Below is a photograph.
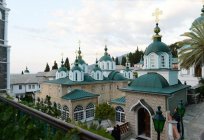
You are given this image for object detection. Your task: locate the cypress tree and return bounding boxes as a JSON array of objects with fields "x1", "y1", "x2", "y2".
[
  {"x1": 115, "y1": 57, "x2": 119, "y2": 65},
  {"x1": 52, "y1": 61, "x2": 58, "y2": 70},
  {"x1": 64, "y1": 57, "x2": 70, "y2": 70},
  {"x1": 44, "y1": 63, "x2": 50, "y2": 72},
  {"x1": 121, "y1": 56, "x2": 126, "y2": 66}
]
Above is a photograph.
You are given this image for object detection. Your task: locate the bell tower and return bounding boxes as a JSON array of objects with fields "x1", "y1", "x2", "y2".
[{"x1": 0, "y1": 0, "x2": 10, "y2": 93}]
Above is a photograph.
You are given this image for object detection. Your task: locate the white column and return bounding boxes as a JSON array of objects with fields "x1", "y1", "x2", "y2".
[{"x1": 202, "y1": 65, "x2": 204, "y2": 78}]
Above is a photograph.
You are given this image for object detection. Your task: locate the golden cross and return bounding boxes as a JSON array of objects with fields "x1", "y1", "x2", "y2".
[
  {"x1": 152, "y1": 8, "x2": 163, "y2": 23},
  {"x1": 202, "y1": 0, "x2": 204, "y2": 5}
]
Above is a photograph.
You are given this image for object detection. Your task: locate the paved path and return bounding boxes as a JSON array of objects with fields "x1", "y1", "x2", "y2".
[
  {"x1": 124, "y1": 102, "x2": 204, "y2": 140},
  {"x1": 183, "y1": 102, "x2": 204, "y2": 140}
]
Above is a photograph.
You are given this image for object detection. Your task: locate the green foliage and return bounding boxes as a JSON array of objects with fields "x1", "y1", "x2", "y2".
[
  {"x1": 52, "y1": 61, "x2": 58, "y2": 70},
  {"x1": 44, "y1": 63, "x2": 50, "y2": 72},
  {"x1": 128, "y1": 47, "x2": 144, "y2": 66},
  {"x1": 77, "y1": 121, "x2": 114, "y2": 140},
  {"x1": 169, "y1": 42, "x2": 181, "y2": 57},
  {"x1": 179, "y1": 20, "x2": 204, "y2": 69},
  {"x1": 95, "y1": 103, "x2": 115, "y2": 122},
  {"x1": 115, "y1": 57, "x2": 119, "y2": 65},
  {"x1": 64, "y1": 57, "x2": 70, "y2": 70},
  {"x1": 121, "y1": 56, "x2": 126, "y2": 66},
  {"x1": 0, "y1": 101, "x2": 81, "y2": 140}
]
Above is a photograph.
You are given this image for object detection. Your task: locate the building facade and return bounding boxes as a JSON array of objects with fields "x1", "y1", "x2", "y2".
[{"x1": 0, "y1": 0, "x2": 10, "y2": 93}]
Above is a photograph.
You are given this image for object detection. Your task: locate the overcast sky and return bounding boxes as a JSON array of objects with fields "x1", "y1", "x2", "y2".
[{"x1": 7, "y1": 0, "x2": 203, "y2": 73}]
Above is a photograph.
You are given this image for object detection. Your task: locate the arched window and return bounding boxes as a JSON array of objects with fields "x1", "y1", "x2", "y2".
[
  {"x1": 116, "y1": 106, "x2": 125, "y2": 122},
  {"x1": 86, "y1": 103, "x2": 94, "y2": 119},
  {"x1": 161, "y1": 55, "x2": 165, "y2": 68},
  {"x1": 129, "y1": 72, "x2": 131, "y2": 79},
  {"x1": 150, "y1": 54, "x2": 155, "y2": 68},
  {"x1": 107, "y1": 62, "x2": 109, "y2": 70},
  {"x1": 75, "y1": 72, "x2": 78, "y2": 81},
  {"x1": 97, "y1": 73, "x2": 99, "y2": 80},
  {"x1": 62, "y1": 105, "x2": 69, "y2": 121},
  {"x1": 74, "y1": 105, "x2": 84, "y2": 121}
]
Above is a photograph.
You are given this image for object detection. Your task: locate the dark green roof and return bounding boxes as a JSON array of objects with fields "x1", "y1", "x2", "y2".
[
  {"x1": 78, "y1": 58, "x2": 86, "y2": 65},
  {"x1": 62, "y1": 89, "x2": 99, "y2": 101},
  {"x1": 92, "y1": 65, "x2": 102, "y2": 72},
  {"x1": 58, "y1": 66, "x2": 68, "y2": 72},
  {"x1": 46, "y1": 74, "x2": 128, "y2": 86},
  {"x1": 99, "y1": 54, "x2": 113, "y2": 62},
  {"x1": 130, "y1": 72, "x2": 169, "y2": 88},
  {"x1": 120, "y1": 84, "x2": 190, "y2": 96},
  {"x1": 121, "y1": 72, "x2": 190, "y2": 96},
  {"x1": 84, "y1": 74, "x2": 95, "y2": 82},
  {"x1": 111, "y1": 96, "x2": 126, "y2": 105},
  {"x1": 192, "y1": 5, "x2": 204, "y2": 28},
  {"x1": 144, "y1": 41, "x2": 170, "y2": 55},
  {"x1": 71, "y1": 65, "x2": 82, "y2": 72},
  {"x1": 108, "y1": 71, "x2": 127, "y2": 80}
]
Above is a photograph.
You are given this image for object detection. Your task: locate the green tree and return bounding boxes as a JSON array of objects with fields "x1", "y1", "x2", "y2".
[
  {"x1": 169, "y1": 42, "x2": 180, "y2": 57},
  {"x1": 179, "y1": 21, "x2": 204, "y2": 69},
  {"x1": 95, "y1": 103, "x2": 115, "y2": 126},
  {"x1": 44, "y1": 63, "x2": 50, "y2": 72},
  {"x1": 52, "y1": 61, "x2": 58, "y2": 70},
  {"x1": 121, "y1": 56, "x2": 126, "y2": 66},
  {"x1": 115, "y1": 57, "x2": 119, "y2": 65},
  {"x1": 64, "y1": 57, "x2": 70, "y2": 71}
]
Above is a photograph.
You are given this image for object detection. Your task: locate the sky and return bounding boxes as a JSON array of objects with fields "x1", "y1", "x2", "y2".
[{"x1": 6, "y1": 0, "x2": 203, "y2": 73}]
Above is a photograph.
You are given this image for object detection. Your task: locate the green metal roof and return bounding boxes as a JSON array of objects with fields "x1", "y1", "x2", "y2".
[
  {"x1": 84, "y1": 73, "x2": 95, "y2": 82},
  {"x1": 130, "y1": 72, "x2": 169, "y2": 88},
  {"x1": 78, "y1": 58, "x2": 86, "y2": 65},
  {"x1": 111, "y1": 96, "x2": 126, "y2": 105},
  {"x1": 58, "y1": 66, "x2": 68, "y2": 72},
  {"x1": 62, "y1": 89, "x2": 99, "y2": 101},
  {"x1": 71, "y1": 65, "x2": 83, "y2": 72},
  {"x1": 108, "y1": 71, "x2": 127, "y2": 80},
  {"x1": 92, "y1": 65, "x2": 102, "y2": 72},
  {"x1": 192, "y1": 5, "x2": 204, "y2": 28},
  {"x1": 99, "y1": 54, "x2": 113, "y2": 62},
  {"x1": 120, "y1": 84, "x2": 190, "y2": 96},
  {"x1": 144, "y1": 41, "x2": 170, "y2": 55},
  {"x1": 46, "y1": 74, "x2": 128, "y2": 86}
]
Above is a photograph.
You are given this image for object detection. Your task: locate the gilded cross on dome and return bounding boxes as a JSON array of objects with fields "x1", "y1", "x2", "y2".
[{"x1": 152, "y1": 8, "x2": 163, "y2": 23}]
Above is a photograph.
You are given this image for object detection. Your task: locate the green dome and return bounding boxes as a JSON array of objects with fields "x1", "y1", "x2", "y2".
[
  {"x1": 71, "y1": 65, "x2": 82, "y2": 72},
  {"x1": 144, "y1": 23, "x2": 171, "y2": 55},
  {"x1": 99, "y1": 55, "x2": 112, "y2": 62},
  {"x1": 93, "y1": 65, "x2": 102, "y2": 72},
  {"x1": 99, "y1": 45, "x2": 113, "y2": 62},
  {"x1": 78, "y1": 58, "x2": 86, "y2": 65},
  {"x1": 144, "y1": 41, "x2": 170, "y2": 55},
  {"x1": 192, "y1": 5, "x2": 204, "y2": 28},
  {"x1": 130, "y1": 72, "x2": 169, "y2": 88},
  {"x1": 58, "y1": 66, "x2": 68, "y2": 72},
  {"x1": 108, "y1": 71, "x2": 126, "y2": 80}
]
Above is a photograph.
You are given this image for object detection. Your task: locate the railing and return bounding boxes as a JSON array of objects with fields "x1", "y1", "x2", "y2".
[{"x1": 0, "y1": 96, "x2": 108, "y2": 140}]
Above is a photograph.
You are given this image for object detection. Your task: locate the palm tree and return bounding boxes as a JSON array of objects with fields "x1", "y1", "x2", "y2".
[{"x1": 178, "y1": 20, "x2": 204, "y2": 69}]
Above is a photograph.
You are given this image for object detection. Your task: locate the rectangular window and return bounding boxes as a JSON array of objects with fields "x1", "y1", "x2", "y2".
[
  {"x1": 150, "y1": 55, "x2": 155, "y2": 68},
  {"x1": 19, "y1": 85, "x2": 22, "y2": 90},
  {"x1": 32, "y1": 85, "x2": 35, "y2": 89},
  {"x1": 29, "y1": 85, "x2": 31, "y2": 89}
]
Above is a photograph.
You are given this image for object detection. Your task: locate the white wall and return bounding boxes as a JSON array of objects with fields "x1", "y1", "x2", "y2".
[{"x1": 11, "y1": 83, "x2": 40, "y2": 96}]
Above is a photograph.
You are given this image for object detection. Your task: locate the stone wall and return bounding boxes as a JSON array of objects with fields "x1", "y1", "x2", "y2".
[{"x1": 125, "y1": 91, "x2": 167, "y2": 140}]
